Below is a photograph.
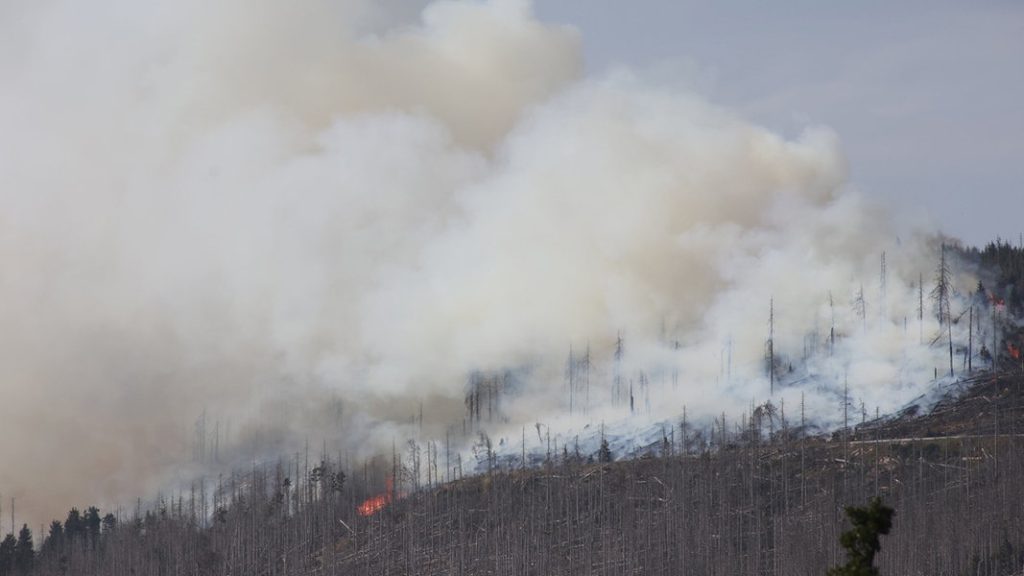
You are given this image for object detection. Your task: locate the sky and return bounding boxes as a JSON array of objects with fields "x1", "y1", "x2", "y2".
[{"x1": 535, "y1": 0, "x2": 1024, "y2": 247}]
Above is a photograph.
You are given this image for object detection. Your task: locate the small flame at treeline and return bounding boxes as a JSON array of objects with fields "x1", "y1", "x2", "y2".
[{"x1": 357, "y1": 478, "x2": 395, "y2": 517}]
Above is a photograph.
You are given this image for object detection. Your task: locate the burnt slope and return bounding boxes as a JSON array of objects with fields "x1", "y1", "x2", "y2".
[{"x1": 22, "y1": 370, "x2": 1024, "y2": 576}]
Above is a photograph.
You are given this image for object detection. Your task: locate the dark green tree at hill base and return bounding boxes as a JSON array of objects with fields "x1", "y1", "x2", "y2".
[
  {"x1": 15, "y1": 525, "x2": 34, "y2": 574},
  {"x1": 0, "y1": 534, "x2": 15, "y2": 576},
  {"x1": 827, "y1": 497, "x2": 894, "y2": 576},
  {"x1": 63, "y1": 509, "x2": 82, "y2": 544},
  {"x1": 84, "y1": 507, "x2": 101, "y2": 548},
  {"x1": 43, "y1": 521, "x2": 62, "y2": 553},
  {"x1": 101, "y1": 513, "x2": 116, "y2": 535}
]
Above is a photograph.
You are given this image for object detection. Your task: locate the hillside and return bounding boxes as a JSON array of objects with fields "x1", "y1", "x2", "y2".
[
  {"x1": 6, "y1": 244, "x2": 1023, "y2": 576},
  {"x1": 5, "y1": 368, "x2": 1023, "y2": 576}
]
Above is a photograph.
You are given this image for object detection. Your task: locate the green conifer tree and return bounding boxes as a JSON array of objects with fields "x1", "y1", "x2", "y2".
[
  {"x1": 63, "y1": 508, "x2": 82, "y2": 545},
  {"x1": 102, "y1": 513, "x2": 117, "y2": 534},
  {"x1": 0, "y1": 534, "x2": 14, "y2": 576},
  {"x1": 84, "y1": 507, "x2": 101, "y2": 548},
  {"x1": 828, "y1": 497, "x2": 894, "y2": 576},
  {"x1": 598, "y1": 438, "x2": 613, "y2": 463},
  {"x1": 42, "y1": 520, "x2": 63, "y2": 555},
  {"x1": 13, "y1": 525, "x2": 32, "y2": 574}
]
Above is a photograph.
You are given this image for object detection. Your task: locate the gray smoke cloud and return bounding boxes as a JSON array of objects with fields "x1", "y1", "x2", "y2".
[{"x1": 0, "y1": 0, "x2": 979, "y2": 525}]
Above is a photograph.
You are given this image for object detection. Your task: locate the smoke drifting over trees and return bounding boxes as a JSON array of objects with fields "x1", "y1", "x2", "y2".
[{"x1": 0, "y1": 0, "x2": 990, "y2": 525}]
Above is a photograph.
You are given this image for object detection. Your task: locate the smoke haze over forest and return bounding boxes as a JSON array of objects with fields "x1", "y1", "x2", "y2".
[{"x1": 0, "y1": 0, "x2": 1005, "y2": 526}]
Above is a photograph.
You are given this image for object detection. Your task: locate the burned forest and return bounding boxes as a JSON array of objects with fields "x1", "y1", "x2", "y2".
[
  {"x1": 8, "y1": 372, "x2": 1024, "y2": 576},
  {"x1": 0, "y1": 242, "x2": 1021, "y2": 576}
]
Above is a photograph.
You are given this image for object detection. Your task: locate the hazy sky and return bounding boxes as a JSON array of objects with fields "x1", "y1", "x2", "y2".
[{"x1": 535, "y1": 0, "x2": 1024, "y2": 247}]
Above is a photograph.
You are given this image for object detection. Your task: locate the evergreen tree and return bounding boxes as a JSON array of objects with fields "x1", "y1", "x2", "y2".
[
  {"x1": 42, "y1": 520, "x2": 63, "y2": 555},
  {"x1": 598, "y1": 438, "x2": 613, "y2": 463},
  {"x1": 101, "y1": 513, "x2": 117, "y2": 534},
  {"x1": 330, "y1": 470, "x2": 347, "y2": 494},
  {"x1": 84, "y1": 507, "x2": 101, "y2": 547},
  {"x1": 0, "y1": 534, "x2": 14, "y2": 576},
  {"x1": 13, "y1": 525, "x2": 32, "y2": 574},
  {"x1": 827, "y1": 497, "x2": 895, "y2": 576},
  {"x1": 63, "y1": 508, "x2": 82, "y2": 544}
]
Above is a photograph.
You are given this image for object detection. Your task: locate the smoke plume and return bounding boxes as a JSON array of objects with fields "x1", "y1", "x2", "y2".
[{"x1": 0, "y1": 0, "x2": 980, "y2": 525}]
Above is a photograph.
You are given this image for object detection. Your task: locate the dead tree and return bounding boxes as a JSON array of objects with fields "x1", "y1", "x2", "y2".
[
  {"x1": 767, "y1": 298, "x2": 775, "y2": 396},
  {"x1": 931, "y1": 243, "x2": 954, "y2": 378},
  {"x1": 852, "y1": 284, "x2": 867, "y2": 332}
]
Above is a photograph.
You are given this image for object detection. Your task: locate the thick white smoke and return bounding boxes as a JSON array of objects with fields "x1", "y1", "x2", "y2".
[{"x1": 0, "y1": 0, "x2": 980, "y2": 524}]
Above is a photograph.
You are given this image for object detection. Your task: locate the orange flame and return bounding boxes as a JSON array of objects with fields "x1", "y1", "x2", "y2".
[
  {"x1": 357, "y1": 478, "x2": 393, "y2": 517},
  {"x1": 1008, "y1": 342, "x2": 1021, "y2": 360}
]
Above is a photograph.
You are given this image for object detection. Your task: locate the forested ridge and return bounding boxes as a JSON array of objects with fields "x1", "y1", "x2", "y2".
[{"x1": 974, "y1": 239, "x2": 1024, "y2": 316}]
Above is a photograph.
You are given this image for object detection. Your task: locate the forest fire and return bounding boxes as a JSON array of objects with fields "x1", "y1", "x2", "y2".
[
  {"x1": 357, "y1": 478, "x2": 394, "y2": 517},
  {"x1": 1009, "y1": 342, "x2": 1021, "y2": 361}
]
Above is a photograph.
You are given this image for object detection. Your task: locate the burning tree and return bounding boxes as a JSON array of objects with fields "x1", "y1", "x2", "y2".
[{"x1": 357, "y1": 478, "x2": 394, "y2": 517}]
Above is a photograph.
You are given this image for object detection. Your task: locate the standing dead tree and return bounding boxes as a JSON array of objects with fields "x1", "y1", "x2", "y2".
[
  {"x1": 917, "y1": 273, "x2": 924, "y2": 344},
  {"x1": 766, "y1": 298, "x2": 775, "y2": 396},
  {"x1": 879, "y1": 251, "x2": 887, "y2": 321},
  {"x1": 852, "y1": 284, "x2": 867, "y2": 332},
  {"x1": 931, "y1": 243, "x2": 954, "y2": 378}
]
